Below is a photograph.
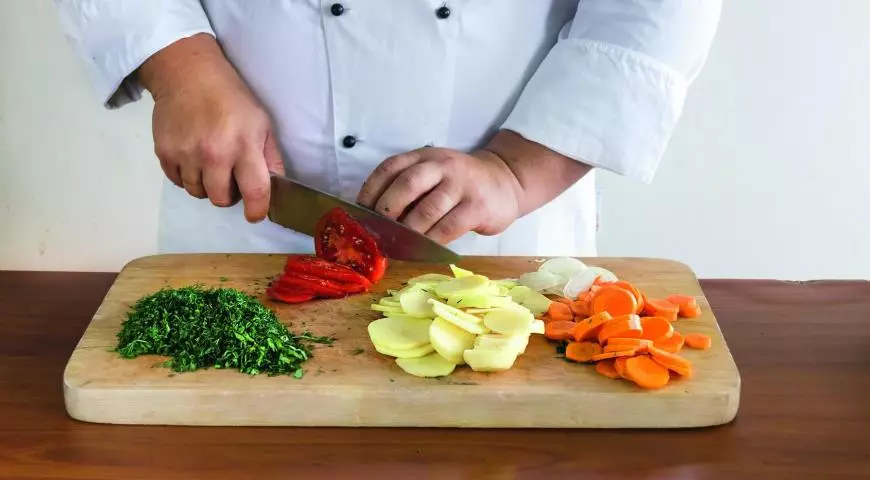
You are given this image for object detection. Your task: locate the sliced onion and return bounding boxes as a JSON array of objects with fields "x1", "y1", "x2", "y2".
[
  {"x1": 538, "y1": 257, "x2": 587, "y2": 282},
  {"x1": 517, "y1": 270, "x2": 561, "y2": 292},
  {"x1": 561, "y1": 267, "x2": 619, "y2": 299}
]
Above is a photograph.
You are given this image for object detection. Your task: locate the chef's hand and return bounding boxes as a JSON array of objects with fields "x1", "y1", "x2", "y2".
[
  {"x1": 357, "y1": 130, "x2": 591, "y2": 244},
  {"x1": 137, "y1": 33, "x2": 284, "y2": 223}
]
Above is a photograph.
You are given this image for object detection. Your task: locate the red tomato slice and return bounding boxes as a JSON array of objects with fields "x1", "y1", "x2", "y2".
[
  {"x1": 315, "y1": 207, "x2": 388, "y2": 283},
  {"x1": 273, "y1": 272, "x2": 366, "y2": 298},
  {"x1": 283, "y1": 255, "x2": 372, "y2": 290},
  {"x1": 266, "y1": 283, "x2": 316, "y2": 304}
]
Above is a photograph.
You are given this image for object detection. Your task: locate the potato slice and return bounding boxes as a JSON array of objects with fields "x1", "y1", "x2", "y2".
[
  {"x1": 370, "y1": 304, "x2": 405, "y2": 315},
  {"x1": 407, "y1": 273, "x2": 453, "y2": 285},
  {"x1": 429, "y1": 300, "x2": 489, "y2": 335},
  {"x1": 483, "y1": 308, "x2": 534, "y2": 335},
  {"x1": 463, "y1": 347, "x2": 519, "y2": 372},
  {"x1": 434, "y1": 275, "x2": 490, "y2": 298},
  {"x1": 399, "y1": 290, "x2": 436, "y2": 318},
  {"x1": 449, "y1": 264, "x2": 475, "y2": 278},
  {"x1": 367, "y1": 317, "x2": 433, "y2": 350},
  {"x1": 529, "y1": 319, "x2": 545, "y2": 335},
  {"x1": 374, "y1": 342, "x2": 435, "y2": 359},
  {"x1": 395, "y1": 352, "x2": 457, "y2": 378},
  {"x1": 474, "y1": 333, "x2": 530, "y2": 355},
  {"x1": 429, "y1": 317, "x2": 476, "y2": 364}
]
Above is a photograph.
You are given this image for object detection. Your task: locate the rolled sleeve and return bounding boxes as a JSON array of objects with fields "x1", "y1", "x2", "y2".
[
  {"x1": 53, "y1": 0, "x2": 215, "y2": 108},
  {"x1": 502, "y1": 0, "x2": 722, "y2": 183}
]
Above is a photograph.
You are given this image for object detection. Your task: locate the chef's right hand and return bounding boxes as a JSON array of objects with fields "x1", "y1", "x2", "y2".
[{"x1": 137, "y1": 33, "x2": 285, "y2": 223}]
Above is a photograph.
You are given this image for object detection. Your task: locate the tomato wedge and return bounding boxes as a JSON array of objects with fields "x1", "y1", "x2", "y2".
[
  {"x1": 315, "y1": 207, "x2": 388, "y2": 283},
  {"x1": 266, "y1": 283, "x2": 316, "y2": 304},
  {"x1": 283, "y1": 255, "x2": 371, "y2": 290}
]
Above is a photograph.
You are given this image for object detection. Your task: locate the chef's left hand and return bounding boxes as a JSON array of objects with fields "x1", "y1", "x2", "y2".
[{"x1": 357, "y1": 130, "x2": 591, "y2": 244}]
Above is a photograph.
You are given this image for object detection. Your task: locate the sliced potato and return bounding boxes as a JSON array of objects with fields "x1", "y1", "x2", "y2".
[
  {"x1": 529, "y1": 319, "x2": 545, "y2": 335},
  {"x1": 444, "y1": 293, "x2": 497, "y2": 309},
  {"x1": 370, "y1": 304, "x2": 405, "y2": 315},
  {"x1": 474, "y1": 333, "x2": 529, "y2": 355},
  {"x1": 463, "y1": 347, "x2": 519, "y2": 372},
  {"x1": 518, "y1": 270, "x2": 561, "y2": 292},
  {"x1": 449, "y1": 264, "x2": 475, "y2": 278},
  {"x1": 493, "y1": 278, "x2": 519, "y2": 289},
  {"x1": 398, "y1": 290, "x2": 436, "y2": 318},
  {"x1": 430, "y1": 301, "x2": 489, "y2": 335},
  {"x1": 378, "y1": 297, "x2": 401, "y2": 307},
  {"x1": 520, "y1": 289, "x2": 552, "y2": 316},
  {"x1": 483, "y1": 308, "x2": 534, "y2": 335},
  {"x1": 407, "y1": 273, "x2": 453, "y2": 285},
  {"x1": 374, "y1": 342, "x2": 435, "y2": 359},
  {"x1": 434, "y1": 275, "x2": 489, "y2": 298},
  {"x1": 395, "y1": 352, "x2": 456, "y2": 377},
  {"x1": 508, "y1": 285, "x2": 533, "y2": 304},
  {"x1": 429, "y1": 317, "x2": 476, "y2": 364},
  {"x1": 367, "y1": 317, "x2": 433, "y2": 350}
]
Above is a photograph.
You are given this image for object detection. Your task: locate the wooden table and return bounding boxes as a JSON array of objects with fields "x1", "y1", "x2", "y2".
[{"x1": 1, "y1": 272, "x2": 868, "y2": 479}]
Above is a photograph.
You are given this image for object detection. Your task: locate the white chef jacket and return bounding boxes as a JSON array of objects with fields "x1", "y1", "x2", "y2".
[{"x1": 54, "y1": 0, "x2": 721, "y2": 258}]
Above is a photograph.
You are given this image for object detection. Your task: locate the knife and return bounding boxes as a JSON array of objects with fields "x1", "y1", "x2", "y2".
[{"x1": 267, "y1": 173, "x2": 461, "y2": 263}]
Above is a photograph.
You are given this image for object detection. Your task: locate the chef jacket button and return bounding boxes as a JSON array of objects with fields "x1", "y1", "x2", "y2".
[
  {"x1": 435, "y1": 5, "x2": 451, "y2": 19},
  {"x1": 330, "y1": 3, "x2": 345, "y2": 16},
  {"x1": 341, "y1": 135, "x2": 357, "y2": 148}
]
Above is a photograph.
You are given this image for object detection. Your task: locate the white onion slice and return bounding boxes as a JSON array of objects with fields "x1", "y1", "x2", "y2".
[
  {"x1": 538, "y1": 257, "x2": 587, "y2": 282},
  {"x1": 562, "y1": 267, "x2": 619, "y2": 298}
]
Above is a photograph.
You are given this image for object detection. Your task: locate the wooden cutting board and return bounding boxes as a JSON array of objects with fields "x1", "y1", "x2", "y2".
[{"x1": 63, "y1": 254, "x2": 740, "y2": 428}]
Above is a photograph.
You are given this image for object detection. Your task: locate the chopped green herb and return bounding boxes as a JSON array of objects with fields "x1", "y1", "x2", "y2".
[
  {"x1": 351, "y1": 347, "x2": 365, "y2": 355},
  {"x1": 219, "y1": 276, "x2": 228, "y2": 282},
  {"x1": 115, "y1": 284, "x2": 333, "y2": 377}
]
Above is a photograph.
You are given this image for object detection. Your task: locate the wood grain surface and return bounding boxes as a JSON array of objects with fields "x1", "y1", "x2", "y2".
[
  {"x1": 1, "y1": 271, "x2": 868, "y2": 478},
  {"x1": 62, "y1": 254, "x2": 739, "y2": 428}
]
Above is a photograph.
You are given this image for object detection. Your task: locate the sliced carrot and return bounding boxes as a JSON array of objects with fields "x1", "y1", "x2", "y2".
[
  {"x1": 590, "y1": 348, "x2": 639, "y2": 361},
  {"x1": 595, "y1": 359, "x2": 621, "y2": 379},
  {"x1": 648, "y1": 346, "x2": 693, "y2": 377},
  {"x1": 570, "y1": 311, "x2": 613, "y2": 342},
  {"x1": 565, "y1": 342, "x2": 603, "y2": 363},
  {"x1": 576, "y1": 291, "x2": 593, "y2": 303},
  {"x1": 614, "y1": 281, "x2": 643, "y2": 314},
  {"x1": 666, "y1": 294, "x2": 703, "y2": 318},
  {"x1": 642, "y1": 298, "x2": 679, "y2": 322},
  {"x1": 604, "y1": 343, "x2": 648, "y2": 354},
  {"x1": 605, "y1": 338, "x2": 652, "y2": 348},
  {"x1": 653, "y1": 331, "x2": 685, "y2": 353},
  {"x1": 554, "y1": 297, "x2": 573, "y2": 306},
  {"x1": 640, "y1": 316, "x2": 674, "y2": 341},
  {"x1": 544, "y1": 320, "x2": 578, "y2": 341},
  {"x1": 547, "y1": 302, "x2": 574, "y2": 322},
  {"x1": 538, "y1": 314, "x2": 552, "y2": 323},
  {"x1": 623, "y1": 356, "x2": 671, "y2": 389},
  {"x1": 614, "y1": 356, "x2": 630, "y2": 378},
  {"x1": 570, "y1": 298, "x2": 591, "y2": 317},
  {"x1": 591, "y1": 285, "x2": 638, "y2": 317},
  {"x1": 685, "y1": 332, "x2": 712, "y2": 350},
  {"x1": 597, "y1": 314, "x2": 643, "y2": 344}
]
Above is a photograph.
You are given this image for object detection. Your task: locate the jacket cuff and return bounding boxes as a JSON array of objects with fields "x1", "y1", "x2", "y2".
[{"x1": 501, "y1": 39, "x2": 688, "y2": 184}]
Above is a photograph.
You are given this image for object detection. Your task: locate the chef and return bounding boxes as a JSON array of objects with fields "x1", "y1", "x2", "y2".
[{"x1": 54, "y1": 1, "x2": 721, "y2": 257}]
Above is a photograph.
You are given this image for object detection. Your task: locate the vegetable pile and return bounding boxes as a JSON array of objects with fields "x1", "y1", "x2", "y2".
[
  {"x1": 116, "y1": 285, "x2": 333, "y2": 376},
  {"x1": 366, "y1": 264, "x2": 548, "y2": 378},
  {"x1": 267, "y1": 207, "x2": 388, "y2": 303},
  {"x1": 522, "y1": 259, "x2": 712, "y2": 390}
]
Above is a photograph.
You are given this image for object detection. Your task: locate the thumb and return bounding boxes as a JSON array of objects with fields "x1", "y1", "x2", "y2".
[{"x1": 264, "y1": 132, "x2": 286, "y2": 176}]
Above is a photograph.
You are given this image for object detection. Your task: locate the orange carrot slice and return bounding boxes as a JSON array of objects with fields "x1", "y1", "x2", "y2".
[
  {"x1": 590, "y1": 348, "x2": 639, "y2": 361},
  {"x1": 604, "y1": 343, "x2": 648, "y2": 354},
  {"x1": 595, "y1": 359, "x2": 621, "y2": 379},
  {"x1": 653, "y1": 331, "x2": 685, "y2": 353},
  {"x1": 547, "y1": 302, "x2": 574, "y2": 322},
  {"x1": 570, "y1": 298, "x2": 591, "y2": 317},
  {"x1": 544, "y1": 320, "x2": 578, "y2": 341},
  {"x1": 666, "y1": 294, "x2": 703, "y2": 318},
  {"x1": 592, "y1": 286, "x2": 638, "y2": 317},
  {"x1": 614, "y1": 281, "x2": 643, "y2": 314},
  {"x1": 605, "y1": 338, "x2": 652, "y2": 348},
  {"x1": 565, "y1": 342, "x2": 603, "y2": 363},
  {"x1": 648, "y1": 346, "x2": 693, "y2": 377},
  {"x1": 554, "y1": 297, "x2": 573, "y2": 306},
  {"x1": 685, "y1": 333, "x2": 712, "y2": 350},
  {"x1": 640, "y1": 316, "x2": 674, "y2": 341},
  {"x1": 623, "y1": 356, "x2": 671, "y2": 389},
  {"x1": 614, "y1": 356, "x2": 630, "y2": 378},
  {"x1": 570, "y1": 312, "x2": 613, "y2": 342},
  {"x1": 642, "y1": 298, "x2": 679, "y2": 322},
  {"x1": 597, "y1": 314, "x2": 643, "y2": 344}
]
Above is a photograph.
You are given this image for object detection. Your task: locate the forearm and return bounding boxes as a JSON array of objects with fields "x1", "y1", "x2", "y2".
[
  {"x1": 482, "y1": 129, "x2": 591, "y2": 217},
  {"x1": 137, "y1": 33, "x2": 243, "y2": 101}
]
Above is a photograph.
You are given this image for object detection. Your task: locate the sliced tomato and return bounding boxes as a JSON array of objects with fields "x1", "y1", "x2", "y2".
[
  {"x1": 283, "y1": 255, "x2": 372, "y2": 290},
  {"x1": 266, "y1": 283, "x2": 316, "y2": 304},
  {"x1": 273, "y1": 272, "x2": 366, "y2": 298},
  {"x1": 315, "y1": 207, "x2": 388, "y2": 283}
]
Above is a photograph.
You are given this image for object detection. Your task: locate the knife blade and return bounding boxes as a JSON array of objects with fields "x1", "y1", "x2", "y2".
[{"x1": 267, "y1": 173, "x2": 461, "y2": 263}]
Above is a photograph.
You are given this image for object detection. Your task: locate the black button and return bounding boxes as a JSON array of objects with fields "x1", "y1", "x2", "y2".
[
  {"x1": 330, "y1": 3, "x2": 345, "y2": 16},
  {"x1": 341, "y1": 135, "x2": 357, "y2": 148},
  {"x1": 435, "y1": 5, "x2": 451, "y2": 19}
]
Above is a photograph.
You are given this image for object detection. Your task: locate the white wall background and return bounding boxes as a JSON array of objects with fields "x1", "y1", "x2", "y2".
[{"x1": 2, "y1": 1, "x2": 869, "y2": 279}]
